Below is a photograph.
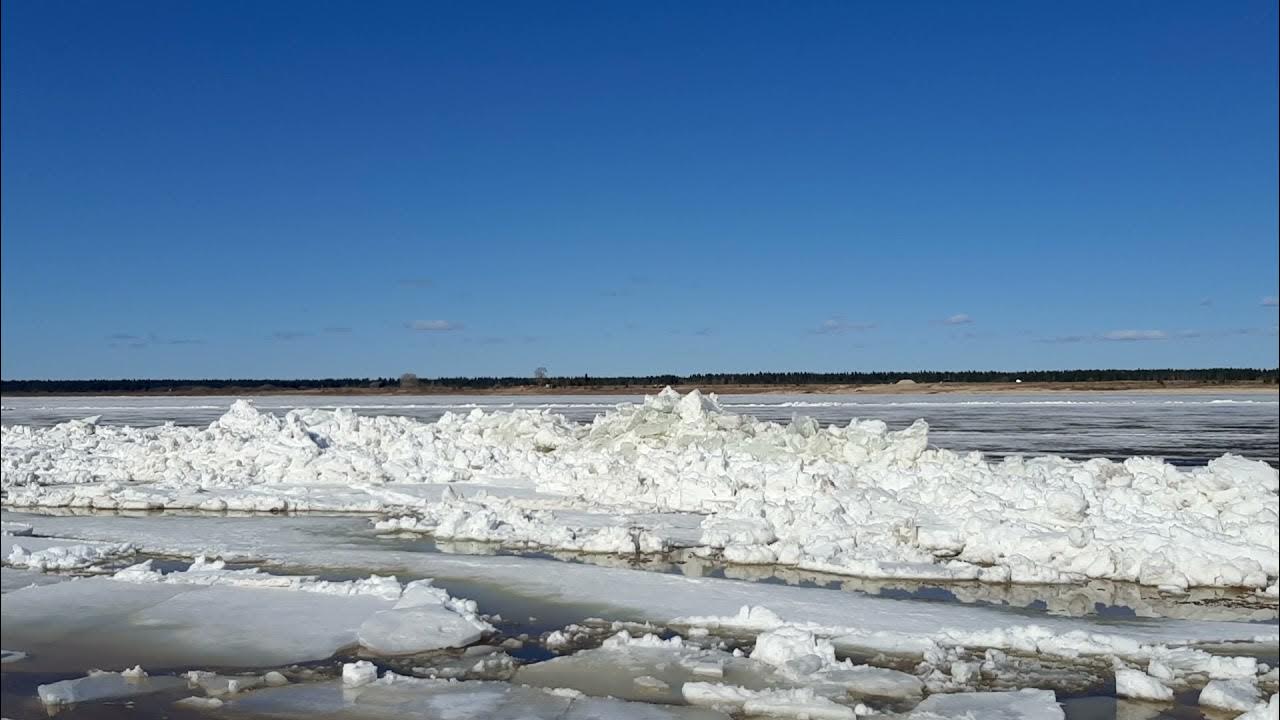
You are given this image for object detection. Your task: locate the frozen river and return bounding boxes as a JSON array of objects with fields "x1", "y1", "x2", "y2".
[
  {"x1": 2, "y1": 389, "x2": 1277, "y2": 719},
  {"x1": 4, "y1": 390, "x2": 1277, "y2": 466}
]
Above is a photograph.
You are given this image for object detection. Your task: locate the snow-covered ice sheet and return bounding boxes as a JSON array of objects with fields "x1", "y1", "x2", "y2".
[
  {"x1": 2, "y1": 560, "x2": 490, "y2": 670},
  {"x1": 1, "y1": 565, "x2": 74, "y2": 592},
  {"x1": 4, "y1": 390, "x2": 1277, "y2": 592},
  {"x1": 218, "y1": 673, "x2": 731, "y2": 719},
  {"x1": 3, "y1": 512, "x2": 1273, "y2": 690}
]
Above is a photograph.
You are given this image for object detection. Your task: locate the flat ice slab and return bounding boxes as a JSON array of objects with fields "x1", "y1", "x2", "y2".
[
  {"x1": 908, "y1": 689, "x2": 1064, "y2": 719},
  {"x1": 221, "y1": 675, "x2": 731, "y2": 719},
  {"x1": 4, "y1": 578, "x2": 381, "y2": 668},
  {"x1": 2, "y1": 565, "x2": 72, "y2": 593},
  {"x1": 37, "y1": 668, "x2": 187, "y2": 707},
  {"x1": 2, "y1": 563, "x2": 490, "y2": 669}
]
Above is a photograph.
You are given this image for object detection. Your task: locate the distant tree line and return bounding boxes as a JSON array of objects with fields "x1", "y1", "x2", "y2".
[{"x1": 3, "y1": 368, "x2": 1276, "y2": 394}]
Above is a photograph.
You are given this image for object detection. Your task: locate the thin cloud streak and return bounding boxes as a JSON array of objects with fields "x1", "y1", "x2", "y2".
[
  {"x1": 107, "y1": 332, "x2": 204, "y2": 348},
  {"x1": 811, "y1": 318, "x2": 876, "y2": 335},
  {"x1": 408, "y1": 320, "x2": 463, "y2": 332},
  {"x1": 1101, "y1": 330, "x2": 1167, "y2": 342}
]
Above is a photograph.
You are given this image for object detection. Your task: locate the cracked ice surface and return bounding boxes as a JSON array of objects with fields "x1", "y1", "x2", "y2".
[{"x1": 2, "y1": 512, "x2": 1274, "y2": 690}]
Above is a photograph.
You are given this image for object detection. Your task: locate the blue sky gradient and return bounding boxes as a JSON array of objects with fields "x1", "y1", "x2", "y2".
[{"x1": 3, "y1": 1, "x2": 1277, "y2": 378}]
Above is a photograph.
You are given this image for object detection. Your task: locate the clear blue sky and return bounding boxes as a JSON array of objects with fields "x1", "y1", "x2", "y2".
[{"x1": 3, "y1": 1, "x2": 1277, "y2": 379}]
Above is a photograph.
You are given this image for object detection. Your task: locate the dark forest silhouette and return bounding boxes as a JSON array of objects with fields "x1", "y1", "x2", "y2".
[{"x1": 4, "y1": 368, "x2": 1276, "y2": 394}]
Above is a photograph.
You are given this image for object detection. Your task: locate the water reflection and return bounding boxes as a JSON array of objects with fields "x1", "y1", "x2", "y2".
[{"x1": 417, "y1": 539, "x2": 1278, "y2": 624}]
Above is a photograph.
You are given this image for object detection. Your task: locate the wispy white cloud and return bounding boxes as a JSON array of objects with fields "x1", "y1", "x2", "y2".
[
  {"x1": 408, "y1": 320, "x2": 463, "y2": 332},
  {"x1": 1038, "y1": 334, "x2": 1091, "y2": 344},
  {"x1": 1262, "y1": 296, "x2": 1279, "y2": 307},
  {"x1": 107, "y1": 332, "x2": 204, "y2": 348},
  {"x1": 943, "y1": 313, "x2": 973, "y2": 325},
  {"x1": 1100, "y1": 329, "x2": 1167, "y2": 342},
  {"x1": 1046, "y1": 327, "x2": 1276, "y2": 344},
  {"x1": 811, "y1": 318, "x2": 876, "y2": 335}
]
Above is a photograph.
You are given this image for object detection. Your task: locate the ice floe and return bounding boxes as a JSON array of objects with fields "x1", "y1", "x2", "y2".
[
  {"x1": 37, "y1": 666, "x2": 187, "y2": 707},
  {"x1": 219, "y1": 672, "x2": 732, "y2": 719},
  {"x1": 3, "y1": 559, "x2": 491, "y2": 668},
  {"x1": 1199, "y1": 678, "x2": 1262, "y2": 712},
  {"x1": 907, "y1": 688, "x2": 1063, "y2": 719},
  {"x1": 1237, "y1": 694, "x2": 1279, "y2": 720}
]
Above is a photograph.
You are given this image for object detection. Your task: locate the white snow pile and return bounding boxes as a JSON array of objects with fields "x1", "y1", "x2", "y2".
[
  {"x1": 374, "y1": 489, "x2": 673, "y2": 555},
  {"x1": 6, "y1": 540, "x2": 136, "y2": 571},
  {"x1": 4, "y1": 389, "x2": 1278, "y2": 590}
]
